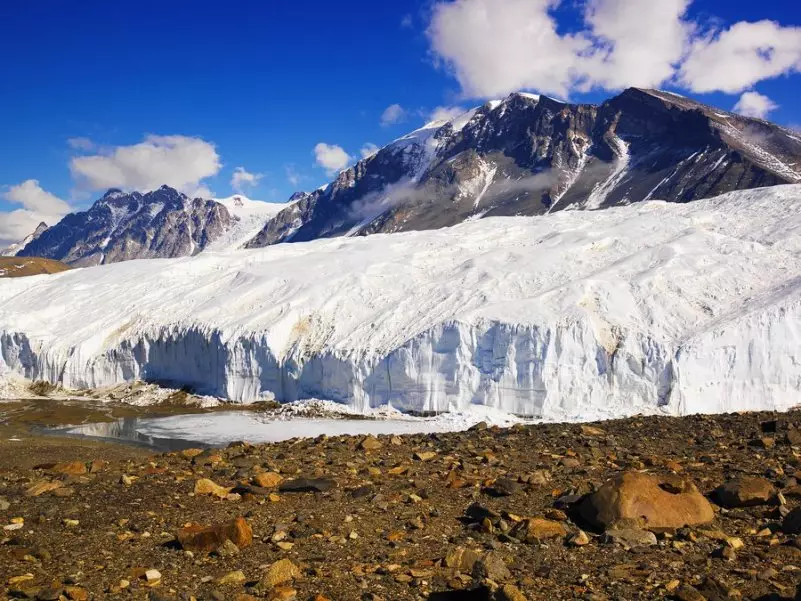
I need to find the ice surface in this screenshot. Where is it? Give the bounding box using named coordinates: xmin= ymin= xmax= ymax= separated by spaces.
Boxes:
xmin=3 ymin=185 xmax=801 ymax=420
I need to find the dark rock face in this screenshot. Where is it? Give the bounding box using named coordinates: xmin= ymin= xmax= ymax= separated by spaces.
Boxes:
xmin=247 ymin=88 xmax=801 ymax=248
xmin=18 ymin=186 xmax=232 ymax=266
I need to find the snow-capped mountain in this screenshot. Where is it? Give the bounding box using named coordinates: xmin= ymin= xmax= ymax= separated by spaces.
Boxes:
xmin=3 ymin=184 xmax=801 ymax=419
xmin=15 ymin=187 xmax=283 ymax=266
xmin=1 ymin=222 xmax=49 ymax=256
xmin=246 ymin=88 xmax=801 ymax=248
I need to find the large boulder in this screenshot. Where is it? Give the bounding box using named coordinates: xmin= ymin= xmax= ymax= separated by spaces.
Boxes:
xmin=578 ymin=471 xmax=714 ymax=531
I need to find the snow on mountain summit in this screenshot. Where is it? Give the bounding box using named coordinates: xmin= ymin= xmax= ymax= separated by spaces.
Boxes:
xmin=3 ymin=184 xmax=801 ymax=419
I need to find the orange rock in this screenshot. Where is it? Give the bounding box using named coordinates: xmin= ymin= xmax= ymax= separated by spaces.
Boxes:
xmin=52 ymin=461 xmax=87 ymax=475
xmin=177 ymin=517 xmax=253 ymax=553
xmin=579 ymin=471 xmax=714 ymax=531
xmin=510 ymin=518 xmax=567 ymax=542
xmin=25 ymin=480 xmax=62 ymax=497
xmin=253 ymin=472 xmax=283 ymax=488
xmin=194 ymin=478 xmax=232 ymax=498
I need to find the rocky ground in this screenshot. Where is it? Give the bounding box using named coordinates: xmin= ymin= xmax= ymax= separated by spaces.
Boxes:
xmin=3 ymin=408 xmax=801 ymax=601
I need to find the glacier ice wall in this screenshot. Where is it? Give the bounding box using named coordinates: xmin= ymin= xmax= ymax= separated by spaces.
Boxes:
xmin=2 ymin=303 xmax=800 ymax=419
xmin=3 ymin=185 xmax=801 ymax=419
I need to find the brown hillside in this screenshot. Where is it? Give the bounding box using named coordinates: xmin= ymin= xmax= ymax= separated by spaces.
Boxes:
xmin=0 ymin=256 xmax=71 ymax=278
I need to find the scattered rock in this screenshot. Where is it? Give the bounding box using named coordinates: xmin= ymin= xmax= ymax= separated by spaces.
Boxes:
xmin=601 ymin=528 xmax=658 ymax=547
xmin=444 ymin=546 xmax=481 ymax=573
xmin=279 ymin=478 xmax=336 ymax=493
xmin=176 ymin=517 xmax=253 ymax=553
xmin=472 ymin=551 xmax=511 ymax=583
xmin=217 ymin=570 xmax=247 ymax=586
xmin=358 ymin=436 xmax=382 ymax=451
xmin=714 ymin=477 xmax=776 ymax=507
xmin=24 ymin=480 xmax=62 ymax=497
xmin=252 ymin=472 xmax=283 ymax=488
xmin=484 ymin=478 xmax=519 ymax=497
xmin=260 ymin=559 xmax=300 ymax=588
xmin=194 ymin=478 xmax=233 ymax=498
xmin=509 ymin=518 xmax=568 ymax=542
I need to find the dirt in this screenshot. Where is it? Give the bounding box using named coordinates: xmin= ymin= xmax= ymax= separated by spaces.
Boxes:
xmin=2 ymin=406 xmax=801 ymax=601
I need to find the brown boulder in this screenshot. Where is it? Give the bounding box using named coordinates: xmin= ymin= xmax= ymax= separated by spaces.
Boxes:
xmin=714 ymin=477 xmax=776 ymax=508
xmin=579 ymin=471 xmax=714 ymax=531
xmin=194 ymin=478 xmax=232 ymax=498
xmin=176 ymin=517 xmax=253 ymax=553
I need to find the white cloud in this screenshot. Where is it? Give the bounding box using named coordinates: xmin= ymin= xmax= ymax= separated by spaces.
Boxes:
xmin=380 ymin=104 xmax=407 ymax=127
xmin=69 ymin=134 xmax=221 ymax=197
xmin=580 ymin=0 xmax=693 ymax=91
xmin=67 ymin=137 xmax=95 ymax=152
xmin=680 ymin=21 xmax=801 ymax=93
xmin=360 ymin=143 xmax=380 ymax=159
xmin=427 ymin=0 xmax=587 ymax=98
xmin=0 ymin=180 xmax=72 ymax=247
xmin=426 ymin=0 xmax=801 ymax=99
xmin=230 ymin=166 xmax=263 ymax=194
xmin=314 ymin=143 xmax=352 ymax=176
xmin=733 ymin=91 xmax=779 ymax=119
xmin=428 ymin=106 xmax=466 ymax=123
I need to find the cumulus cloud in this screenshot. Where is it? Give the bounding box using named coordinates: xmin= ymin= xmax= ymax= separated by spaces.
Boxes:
xmin=428 ymin=106 xmax=466 ymax=123
xmin=0 ymin=180 xmax=72 ymax=247
xmin=360 ymin=143 xmax=380 ymax=159
xmin=230 ymin=166 xmax=263 ymax=194
xmin=69 ymin=134 xmax=221 ymax=197
xmin=426 ymin=0 xmax=801 ymax=98
xmin=733 ymin=91 xmax=779 ymax=119
xmin=314 ymin=143 xmax=352 ymax=176
xmin=680 ymin=21 xmax=801 ymax=93
xmin=380 ymin=104 xmax=407 ymax=127
xmin=67 ymin=137 xmax=95 ymax=152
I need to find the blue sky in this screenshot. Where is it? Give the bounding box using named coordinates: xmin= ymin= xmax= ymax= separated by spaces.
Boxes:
xmin=0 ymin=0 xmax=800 ymax=244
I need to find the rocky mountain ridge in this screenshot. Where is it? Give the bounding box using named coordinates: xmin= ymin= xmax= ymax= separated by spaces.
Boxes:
xmin=246 ymin=87 xmax=801 ymax=247
xmin=17 ymin=187 xmax=234 ymax=266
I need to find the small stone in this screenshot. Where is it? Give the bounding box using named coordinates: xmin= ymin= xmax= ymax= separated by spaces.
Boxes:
xmin=120 ymin=474 xmax=135 ymax=486
xmin=62 ymin=519 xmax=80 ymax=528
xmin=601 ymin=528 xmax=658 ymax=547
xmin=472 ymin=551 xmax=511 ymax=582
xmin=217 ymin=570 xmax=247 ymax=586
xmin=177 ymin=517 xmax=253 ymax=553
xmin=414 ymin=451 xmax=437 ymax=462
xmin=485 ymin=478 xmax=519 ymax=497
xmin=497 ymin=585 xmax=528 ymax=601
xmin=278 ymin=478 xmax=336 ymax=493
xmin=145 ymin=569 xmax=162 ymax=584
xmin=675 ymin=585 xmax=706 ymax=601
xmin=510 ymin=517 xmax=568 ymax=542
xmin=444 ymin=546 xmax=481 ymax=573
xmin=214 ymin=538 xmax=240 ymax=557
xmin=253 ymin=472 xmax=283 ymax=488
xmin=580 ymin=425 xmax=606 ymax=437
xmin=714 ymin=477 xmax=776 ymax=508
xmin=52 ymin=461 xmax=87 ymax=475
xmin=194 ymin=478 xmax=232 ymax=498
xmin=25 ymin=480 xmax=62 ymax=497
xmin=569 ymin=530 xmax=591 ymax=546
xmin=358 ymin=436 xmax=382 ymax=451
xmin=64 ymin=586 xmax=89 ymax=601
xmin=260 ymin=559 xmax=300 ymax=588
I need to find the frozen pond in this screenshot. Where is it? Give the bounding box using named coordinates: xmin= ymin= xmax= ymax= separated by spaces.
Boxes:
xmin=46 ymin=406 xmax=527 ymax=450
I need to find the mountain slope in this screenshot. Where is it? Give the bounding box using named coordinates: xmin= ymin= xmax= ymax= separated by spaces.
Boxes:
xmin=3 ymin=185 xmax=801 ymax=418
xmin=247 ymin=88 xmax=801 ymax=247
xmin=17 ymin=186 xmax=235 ymax=266
xmin=1 ymin=222 xmax=49 ymax=257
xmin=0 ymin=256 xmax=70 ymax=278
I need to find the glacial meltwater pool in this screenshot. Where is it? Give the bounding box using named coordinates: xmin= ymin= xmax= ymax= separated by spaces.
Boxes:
xmin=45 ymin=408 xmax=527 ymax=451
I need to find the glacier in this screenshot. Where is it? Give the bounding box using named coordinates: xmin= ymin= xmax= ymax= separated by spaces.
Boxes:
xmin=2 ymin=185 xmax=801 ymax=420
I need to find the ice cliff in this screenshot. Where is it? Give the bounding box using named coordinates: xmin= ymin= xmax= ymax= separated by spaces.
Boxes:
xmin=2 ymin=185 xmax=801 ymax=420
